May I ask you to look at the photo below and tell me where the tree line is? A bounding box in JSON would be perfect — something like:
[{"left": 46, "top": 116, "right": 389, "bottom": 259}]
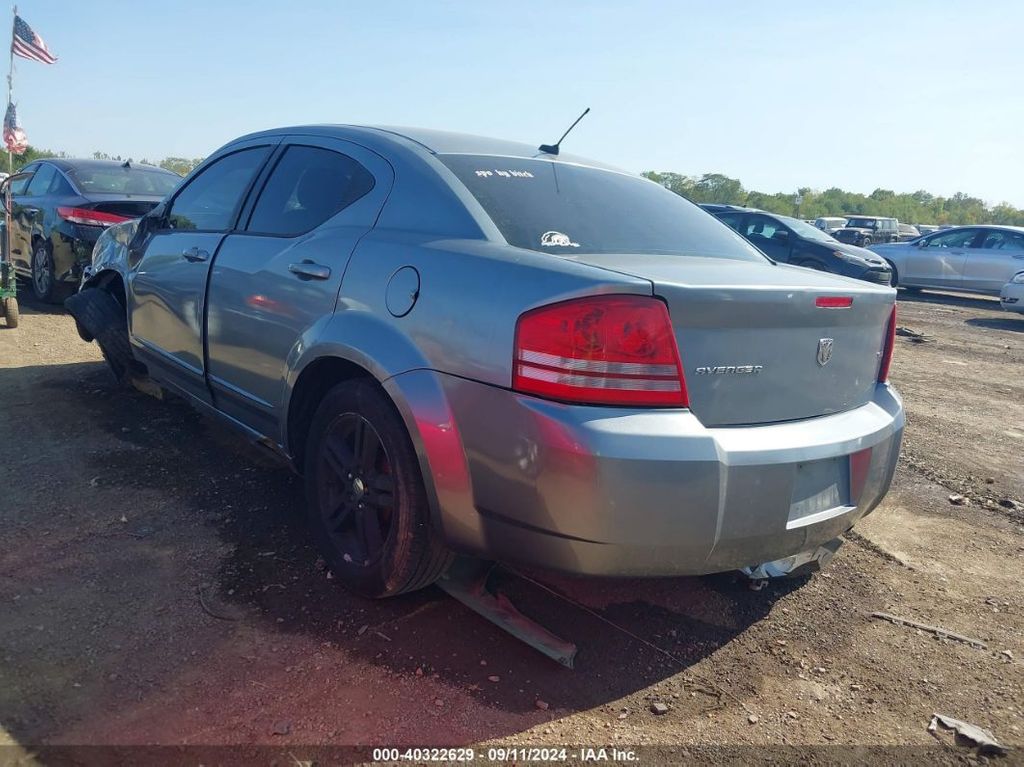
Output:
[
  {"left": 8, "top": 146, "right": 204, "bottom": 177},
  {"left": 643, "top": 171, "right": 1024, "bottom": 227}
]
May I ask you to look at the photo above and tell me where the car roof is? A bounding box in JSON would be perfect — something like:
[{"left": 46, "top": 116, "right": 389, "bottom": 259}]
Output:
[
  {"left": 233, "top": 124, "right": 626, "bottom": 172},
  {"left": 36, "top": 158, "right": 174, "bottom": 174}
]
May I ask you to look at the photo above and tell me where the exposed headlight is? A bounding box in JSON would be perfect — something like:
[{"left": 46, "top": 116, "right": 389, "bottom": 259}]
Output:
[
  {"left": 1012, "top": 271, "right": 1024, "bottom": 284},
  {"left": 833, "top": 250, "right": 867, "bottom": 264}
]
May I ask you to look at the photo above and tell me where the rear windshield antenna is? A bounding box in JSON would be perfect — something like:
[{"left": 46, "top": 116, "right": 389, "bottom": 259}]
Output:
[{"left": 539, "top": 107, "right": 590, "bottom": 156}]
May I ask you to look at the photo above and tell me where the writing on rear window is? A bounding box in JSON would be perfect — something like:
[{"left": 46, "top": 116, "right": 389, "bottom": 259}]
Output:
[{"left": 474, "top": 169, "right": 535, "bottom": 179}]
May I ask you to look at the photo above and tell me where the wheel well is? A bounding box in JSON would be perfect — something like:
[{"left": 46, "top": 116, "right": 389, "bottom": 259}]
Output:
[
  {"left": 287, "top": 357, "right": 375, "bottom": 469},
  {"left": 884, "top": 259, "right": 898, "bottom": 286},
  {"left": 93, "top": 271, "right": 127, "bottom": 309}
]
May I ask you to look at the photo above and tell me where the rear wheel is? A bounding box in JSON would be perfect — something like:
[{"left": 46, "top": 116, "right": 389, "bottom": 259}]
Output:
[
  {"left": 2, "top": 296, "right": 18, "bottom": 328},
  {"left": 31, "top": 242, "right": 73, "bottom": 304},
  {"left": 304, "top": 380, "right": 452, "bottom": 598}
]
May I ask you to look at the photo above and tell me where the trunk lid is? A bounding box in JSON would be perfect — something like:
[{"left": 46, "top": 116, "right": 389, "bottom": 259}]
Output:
[{"left": 567, "top": 254, "right": 895, "bottom": 427}]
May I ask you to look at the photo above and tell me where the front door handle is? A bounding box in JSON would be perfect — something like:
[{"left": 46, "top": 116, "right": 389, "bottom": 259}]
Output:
[
  {"left": 181, "top": 246, "right": 209, "bottom": 262},
  {"left": 288, "top": 261, "right": 331, "bottom": 280}
]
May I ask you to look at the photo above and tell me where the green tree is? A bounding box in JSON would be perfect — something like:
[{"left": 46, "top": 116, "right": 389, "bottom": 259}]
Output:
[{"left": 158, "top": 156, "right": 203, "bottom": 176}]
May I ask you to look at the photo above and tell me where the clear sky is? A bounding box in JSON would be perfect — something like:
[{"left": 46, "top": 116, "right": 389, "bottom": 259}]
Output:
[{"left": 11, "top": 1, "right": 1024, "bottom": 205}]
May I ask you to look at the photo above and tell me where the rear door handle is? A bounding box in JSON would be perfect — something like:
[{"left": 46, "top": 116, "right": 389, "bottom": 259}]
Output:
[
  {"left": 288, "top": 261, "right": 331, "bottom": 280},
  {"left": 181, "top": 246, "right": 209, "bottom": 262}
]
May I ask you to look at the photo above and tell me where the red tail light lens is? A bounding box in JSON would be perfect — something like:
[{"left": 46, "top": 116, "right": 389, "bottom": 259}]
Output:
[
  {"left": 57, "top": 207, "right": 133, "bottom": 227},
  {"left": 816, "top": 296, "right": 854, "bottom": 308},
  {"left": 878, "top": 304, "right": 896, "bottom": 382},
  {"left": 513, "top": 295, "right": 688, "bottom": 407}
]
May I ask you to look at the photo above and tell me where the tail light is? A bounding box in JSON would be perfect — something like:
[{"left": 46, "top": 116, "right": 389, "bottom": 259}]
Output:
[
  {"left": 513, "top": 295, "right": 688, "bottom": 407},
  {"left": 878, "top": 304, "right": 896, "bottom": 382},
  {"left": 57, "top": 207, "right": 133, "bottom": 227}
]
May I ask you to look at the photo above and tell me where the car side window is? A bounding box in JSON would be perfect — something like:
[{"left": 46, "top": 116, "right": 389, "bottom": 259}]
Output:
[
  {"left": 246, "top": 146, "right": 375, "bottom": 236},
  {"left": 47, "top": 171, "right": 74, "bottom": 196},
  {"left": 979, "top": 230, "right": 1024, "bottom": 251},
  {"left": 9, "top": 164, "right": 35, "bottom": 195},
  {"left": 744, "top": 215, "right": 784, "bottom": 241},
  {"left": 924, "top": 229, "right": 977, "bottom": 249},
  {"left": 167, "top": 147, "right": 270, "bottom": 232},
  {"left": 25, "top": 164, "right": 57, "bottom": 197}
]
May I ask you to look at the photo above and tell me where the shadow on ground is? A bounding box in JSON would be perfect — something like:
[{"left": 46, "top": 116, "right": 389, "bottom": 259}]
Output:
[
  {"left": 896, "top": 289, "right": 1000, "bottom": 312},
  {"left": 0, "top": 358, "right": 802, "bottom": 745}
]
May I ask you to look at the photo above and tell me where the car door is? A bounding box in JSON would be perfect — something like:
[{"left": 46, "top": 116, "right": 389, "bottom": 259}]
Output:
[
  {"left": 903, "top": 228, "right": 980, "bottom": 288},
  {"left": 204, "top": 137, "right": 393, "bottom": 441},
  {"left": 8, "top": 162, "right": 49, "bottom": 273},
  {"left": 961, "top": 228, "right": 1024, "bottom": 294},
  {"left": 741, "top": 214, "right": 793, "bottom": 263},
  {"left": 128, "top": 141, "right": 275, "bottom": 403}
]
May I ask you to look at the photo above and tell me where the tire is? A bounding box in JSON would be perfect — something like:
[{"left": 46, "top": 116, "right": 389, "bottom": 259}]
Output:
[
  {"left": 31, "top": 242, "right": 73, "bottom": 304},
  {"left": 860, "top": 237, "right": 872, "bottom": 247},
  {"left": 304, "top": 379, "right": 453, "bottom": 598},
  {"left": 64, "top": 287, "right": 143, "bottom": 383},
  {"left": 2, "top": 296, "right": 18, "bottom": 328}
]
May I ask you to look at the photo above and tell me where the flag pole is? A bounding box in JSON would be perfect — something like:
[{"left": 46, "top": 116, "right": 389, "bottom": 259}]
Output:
[{"left": 6, "top": 5, "right": 15, "bottom": 172}]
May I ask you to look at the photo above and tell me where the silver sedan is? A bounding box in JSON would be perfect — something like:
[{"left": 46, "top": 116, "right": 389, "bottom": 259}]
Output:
[
  {"left": 870, "top": 225, "right": 1024, "bottom": 295},
  {"left": 66, "top": 125, "right": 903, "bottom": 598}
]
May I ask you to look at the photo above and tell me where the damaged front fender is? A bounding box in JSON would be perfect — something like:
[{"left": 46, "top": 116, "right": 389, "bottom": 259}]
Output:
[{"left": 81, "top": 218, "right": 140, "bottom": 290}]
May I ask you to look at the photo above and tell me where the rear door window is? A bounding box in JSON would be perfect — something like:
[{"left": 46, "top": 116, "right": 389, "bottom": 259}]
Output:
[
  {"left": 439, "top": 154, "right": 765, "bottom": 261},
  {"left": 246, "top": 145, "right": 375, "bottom": 236},
  {"left": 25, "top": 164, "right": 57, "bottom": 197},
  {"left": 979, "top": 229, "right": 1024, "bottom": 251}
]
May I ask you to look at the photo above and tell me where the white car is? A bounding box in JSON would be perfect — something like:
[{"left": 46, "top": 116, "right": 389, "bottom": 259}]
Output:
[{"left": 1001, "top": 271, "right": 1024, "bottom": 314}]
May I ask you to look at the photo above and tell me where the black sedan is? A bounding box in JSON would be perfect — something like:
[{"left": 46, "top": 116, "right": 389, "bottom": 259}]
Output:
[
  {"left": 701, "top": 205, "right": 892, "bottom": 285},
  {"left": 8, "top": 159, "right": 180, "bottom": 302}
]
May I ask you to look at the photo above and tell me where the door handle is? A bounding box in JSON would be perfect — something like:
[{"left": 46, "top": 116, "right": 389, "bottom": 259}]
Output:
[
  {"left": 1013, "top": 254, "right": 1024, "bottom": 260},
  {"left": 181, "top": 246, "right": 209, "bottom": 262},
  {"left": 288, "top": 261, "right": 331, "bottom": 280}
]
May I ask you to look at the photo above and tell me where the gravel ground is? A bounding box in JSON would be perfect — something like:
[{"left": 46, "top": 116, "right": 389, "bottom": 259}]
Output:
[{"left": 0, "top": 288, "right": 1021, "bottom": 763}]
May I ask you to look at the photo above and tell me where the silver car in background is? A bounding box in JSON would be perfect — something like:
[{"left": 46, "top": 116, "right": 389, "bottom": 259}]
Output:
[
  {"left": 871, "top": 225, "right": 1024, "bottom": 295},
  {"left": 67, "top": 125, "right": 903, "bottom": 598}
]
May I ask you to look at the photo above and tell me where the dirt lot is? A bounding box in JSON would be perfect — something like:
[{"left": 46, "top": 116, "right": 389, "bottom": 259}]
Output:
[{"left": 1, "top": 288, "right": 1022, "bottom": 762}]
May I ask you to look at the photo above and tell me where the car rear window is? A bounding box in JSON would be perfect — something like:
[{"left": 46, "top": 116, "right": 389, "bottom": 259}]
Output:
[
  {"left": 439, "top": 154, "right": 765, "bottom": 261},
  {"left": 65, "top": 166, "right": 180, "bottom": 196}
]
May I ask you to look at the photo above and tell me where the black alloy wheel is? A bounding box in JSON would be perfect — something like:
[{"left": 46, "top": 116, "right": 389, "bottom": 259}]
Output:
[{"left": 316, "top": 413, "right": 396, "bottom": 567}]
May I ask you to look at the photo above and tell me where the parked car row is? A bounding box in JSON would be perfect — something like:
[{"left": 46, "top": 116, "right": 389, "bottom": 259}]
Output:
[{"left": 57, "top": 124, "right": 904, "bottom": 599}]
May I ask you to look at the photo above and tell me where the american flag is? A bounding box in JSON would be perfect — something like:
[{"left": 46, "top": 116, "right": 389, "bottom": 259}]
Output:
[
  {"left": 3, "top": 102, "right": 28, "bottom": 154},
  {"left": 12, "top": 15, "right": 56, "bottom": 64}
]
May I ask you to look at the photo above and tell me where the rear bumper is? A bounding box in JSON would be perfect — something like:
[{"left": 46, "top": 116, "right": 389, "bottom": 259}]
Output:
[{"left": 387, "top": 371, "right": 904, "bottom": 577}]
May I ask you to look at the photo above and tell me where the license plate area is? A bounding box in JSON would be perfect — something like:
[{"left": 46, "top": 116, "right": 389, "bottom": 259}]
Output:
[{"left": 788, "top": 456, "right": 852, "bottom": 529}]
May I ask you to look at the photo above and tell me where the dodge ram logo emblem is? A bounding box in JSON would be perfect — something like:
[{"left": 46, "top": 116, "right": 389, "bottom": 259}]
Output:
[{"left": 817, "top": 338, "right": 834, "bottom": 367}]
